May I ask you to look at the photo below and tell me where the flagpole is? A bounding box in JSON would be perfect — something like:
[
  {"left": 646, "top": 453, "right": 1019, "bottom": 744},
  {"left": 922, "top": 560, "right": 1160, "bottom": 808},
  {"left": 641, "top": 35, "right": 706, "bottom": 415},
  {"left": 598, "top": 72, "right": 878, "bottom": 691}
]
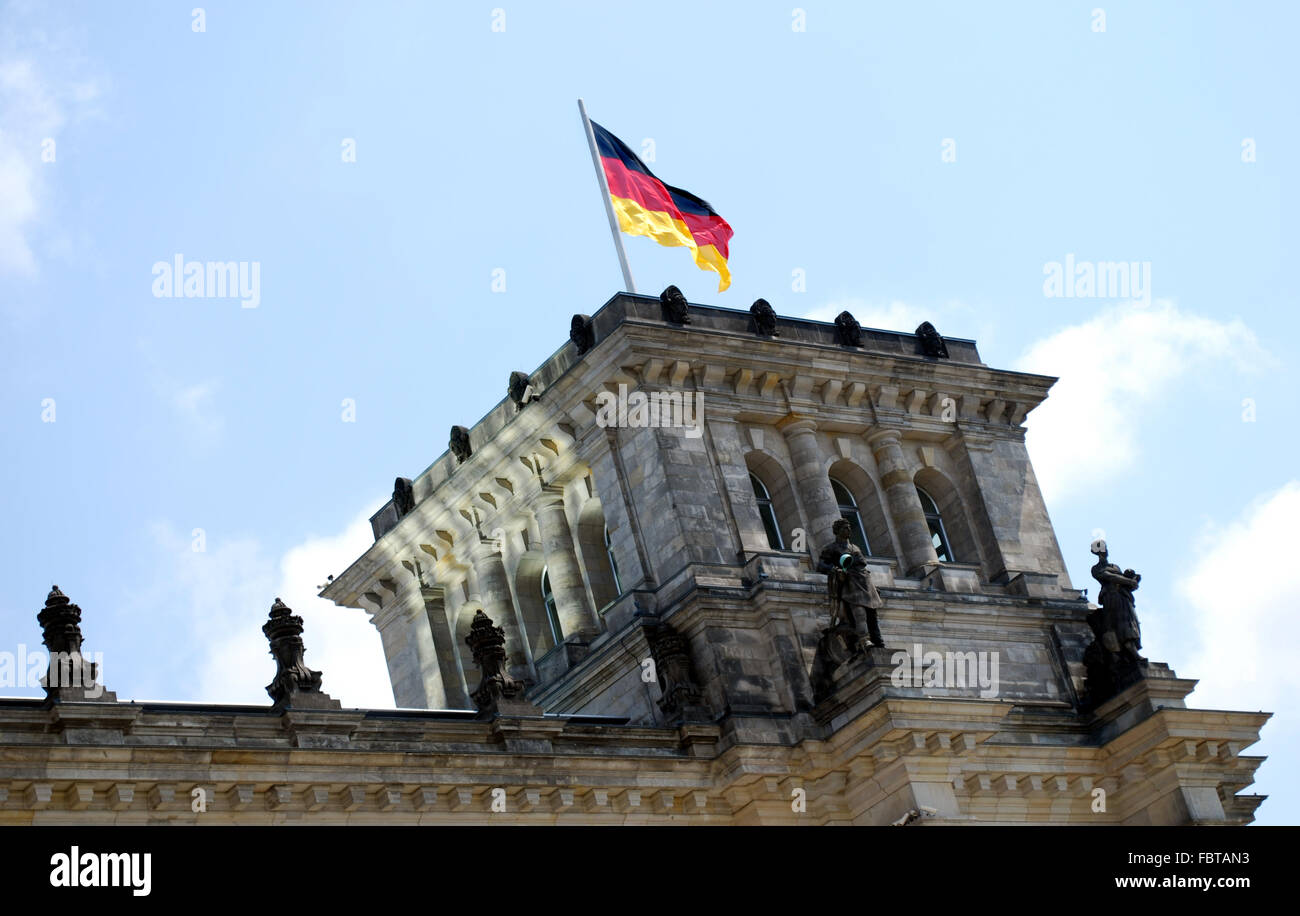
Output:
[{"left": 577, "top": 98, "right": 637, "bottom": 294}]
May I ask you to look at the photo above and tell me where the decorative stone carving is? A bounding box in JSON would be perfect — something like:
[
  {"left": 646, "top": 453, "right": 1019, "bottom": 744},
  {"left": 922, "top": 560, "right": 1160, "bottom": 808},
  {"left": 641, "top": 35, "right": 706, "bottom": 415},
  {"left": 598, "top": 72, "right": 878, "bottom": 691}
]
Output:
[
  {"left": 262, "top": 598, "right": 340, "bottom": 710},
  {"left": 449, "top": 425, "right": 472, "bottom": 464},
  {"left": 915, "top": 321, "right": 949, "bottom": 359},
  {"left": 833, "top": 310, "right": 863, "bottom": 347},
  {"left": 392, "top": 477, "right": 415, "bottom": 518},
  {"left": 465, "top": 610, "right": 540, "bottom": 717},
  {"left": 1083, "top": 540, "right": 1147, "bottom": 706},
  {"left": 641, "top": 617, "right": 710, "bottom": 724},
  {"left": 659, "top": 285, "right": 690, "bottom": 325},
  {"left": 570, "top": 314, "right": 595, "bottom": 355},
  {"left": 37, "top": 586, "right": 114, "bottom": 702},
  {"left": 809, "top": 521, "right": 887, "bottom": 703},
  {"left": 508, "top": 371, "right": 540, "bottom": 410},
  {"left": 750, "top": 298, "right": 778, "bottom": 337},
  {"left": 819, "top": 520, "right": 885, "bottom": 645}
]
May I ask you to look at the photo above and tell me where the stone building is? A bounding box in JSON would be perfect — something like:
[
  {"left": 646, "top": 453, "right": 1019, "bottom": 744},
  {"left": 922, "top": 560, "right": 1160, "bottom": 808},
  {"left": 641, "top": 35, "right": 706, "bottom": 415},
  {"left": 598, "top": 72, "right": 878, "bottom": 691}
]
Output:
[{"left": 0, "top": 292, "right": 1269, "bottom": 824}]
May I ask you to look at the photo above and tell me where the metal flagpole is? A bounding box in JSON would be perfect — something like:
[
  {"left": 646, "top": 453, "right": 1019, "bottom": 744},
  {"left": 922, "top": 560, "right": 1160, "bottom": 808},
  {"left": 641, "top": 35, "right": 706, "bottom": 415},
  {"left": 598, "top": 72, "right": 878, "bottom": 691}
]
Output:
[{"left": 577, "top": 98, "right": 637, "bottom": 294}]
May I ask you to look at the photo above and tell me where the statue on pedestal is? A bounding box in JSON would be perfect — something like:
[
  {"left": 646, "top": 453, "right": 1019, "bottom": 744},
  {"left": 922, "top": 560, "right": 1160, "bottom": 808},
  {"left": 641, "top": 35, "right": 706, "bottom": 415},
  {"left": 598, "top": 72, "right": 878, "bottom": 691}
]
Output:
[
  {"left": 1083, "top": 539, "right": 1147, "bottom": 704},
  {"left": 809, "top": 520, "right": 887, "bottom": 703},
  {"left": 818, "top": 519, "right": 885, "bottom": 648}
]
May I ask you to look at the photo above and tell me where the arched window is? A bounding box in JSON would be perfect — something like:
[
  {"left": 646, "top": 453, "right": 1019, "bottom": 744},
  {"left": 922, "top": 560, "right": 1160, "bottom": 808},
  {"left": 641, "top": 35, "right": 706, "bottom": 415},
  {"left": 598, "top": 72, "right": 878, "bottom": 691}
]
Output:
[
  {"left": 830, "top": 477, "right": 870, "bottom": 555},
  {"left": 604, "top": 525, "right": 622, "bottom": 595},
  {"left": 751, "top": 473, "right": 784, "bottom": 550},
  {"left": 540, "top": 567, "right": 562, "bottom": 647},
  {"left": 916, "top": 487, "right": 953, "bottom": 562}
]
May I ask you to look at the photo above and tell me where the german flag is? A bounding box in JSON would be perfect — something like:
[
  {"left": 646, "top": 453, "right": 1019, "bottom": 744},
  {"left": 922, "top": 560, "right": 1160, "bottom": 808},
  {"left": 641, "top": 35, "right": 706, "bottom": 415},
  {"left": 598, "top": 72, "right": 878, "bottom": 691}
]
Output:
[{"left": 591, "top": 121, "right": 734, "bottom": 292}]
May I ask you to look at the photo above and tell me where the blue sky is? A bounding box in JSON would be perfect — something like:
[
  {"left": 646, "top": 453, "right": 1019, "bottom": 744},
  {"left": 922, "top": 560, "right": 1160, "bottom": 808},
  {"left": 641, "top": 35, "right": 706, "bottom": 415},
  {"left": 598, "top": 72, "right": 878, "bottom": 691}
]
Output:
[{"left": 1, "top": 1, "right": 1295, "bottom": 824}]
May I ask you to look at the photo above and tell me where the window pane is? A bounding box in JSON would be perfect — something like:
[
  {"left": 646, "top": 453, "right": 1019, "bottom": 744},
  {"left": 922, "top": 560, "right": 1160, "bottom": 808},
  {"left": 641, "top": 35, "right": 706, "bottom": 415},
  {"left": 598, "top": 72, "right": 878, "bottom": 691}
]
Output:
[
  {"left": 830, "top": 478, "right": 856, "bottom": 508},
  {"left": 760, "top": 504, "right": 784, "bottom": 550},
  {"left": 841, "top": 509, "right": 870, "bottom": 556},
  {"left": 929, "top": 522, "right": 951, "bottom": 562}
]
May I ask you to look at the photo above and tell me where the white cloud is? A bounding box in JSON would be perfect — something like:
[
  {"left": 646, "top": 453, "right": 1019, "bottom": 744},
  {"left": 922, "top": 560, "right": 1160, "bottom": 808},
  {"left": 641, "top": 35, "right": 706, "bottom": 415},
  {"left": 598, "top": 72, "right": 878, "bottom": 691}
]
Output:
[
  {"left": 137, "top": 507, "right": 394, "bottom": 709},
  {"left": 0, "top": 8, "right": 103, "bottom": 275},
  {"left": 1178, "top": 481, "right": 1300, "bottom": 712},
  {"left": 1174, "top": 482, "right": 1296, "bottom": 825},
  {"left": 191, "top": 508, "right": 393, "bottom": 709},
  {"left": 1014, "top": 300, "right": 1269, "bottom": 505},
  {"left": 263, "top": 510, "right": 394, "bottom": 709},
  {"left": 0, "top": 60, "right": 57, "bottom": 273}
]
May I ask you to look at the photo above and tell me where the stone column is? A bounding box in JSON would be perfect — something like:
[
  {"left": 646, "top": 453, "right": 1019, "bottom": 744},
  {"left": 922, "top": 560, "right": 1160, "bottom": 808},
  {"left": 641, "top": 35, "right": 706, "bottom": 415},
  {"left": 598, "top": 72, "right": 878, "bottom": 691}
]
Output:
[
  {"left": 702, "top": 417, "right": 767, "bottom": 554},
  {"left": 534, "top": 486, "right": 600, "bottom": 639},
  {"left": 867, "top": 428, "right": 938, "bottom": 575},
  {"left": 469, "top": 539, "right": 531, "bottom": 678},
  {"left": 420, "top": 586, "right": 472, "bottom": 709},
  {"left": 362, "top": 593, "right": 434, "bottom": 709},
  {"left": 778, "top": 417, "right": 841, "bottom": 548}
]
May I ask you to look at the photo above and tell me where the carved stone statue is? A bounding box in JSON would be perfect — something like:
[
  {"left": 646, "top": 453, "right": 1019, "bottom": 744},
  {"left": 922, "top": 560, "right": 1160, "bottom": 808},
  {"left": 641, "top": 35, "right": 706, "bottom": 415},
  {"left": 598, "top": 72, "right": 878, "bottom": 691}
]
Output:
[
  {"left": 1083, "top": 539, "right": 1147, "bottom": 704},
  {"left": 750, "top": 298, "right": 778, "bottom": 337},
  {"left": 660, "top": 285, "right": 690, "bottom": 324},
  {"left": 915, "top": 321, "right": 949, "bottom": 359},
  {"left": 641, "top": 617, "right": 710, "bottom": 724},
  {"left": 570, "top": 314, "right": 595, "bottom": 354},
  {"left": 508, "top": 370, "right": 540, "bottom": 410},
  {"left": 392, "top": 477, "right": 415, "bottom": 518},
  {"left": 818, "top": 519, "right": 884, "bottom": 647},
  {"left": 808, "top": 520, "right": 887, "bottom": 703},
  {"left": 262, "top": 598, "right": 340, "bottom": 710},
  {"left": 449, "top": 425, "right": 472, "bottom": 464},
  {"left": 833, "top": 310, "right": 863, "bottom": 347}
]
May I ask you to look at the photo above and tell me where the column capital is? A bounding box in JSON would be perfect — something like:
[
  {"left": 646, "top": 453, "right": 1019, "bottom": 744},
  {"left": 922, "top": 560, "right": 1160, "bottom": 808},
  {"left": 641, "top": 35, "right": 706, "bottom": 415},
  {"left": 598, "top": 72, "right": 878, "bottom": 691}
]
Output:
[
  {"left": 469, "top": 537, "right": 505, "bottom": 563},
  {"left": 866, "top": 427, "right": 904, "bottom": 450},
  {"left": 534, "top": 484, "right": 568, "bottom": 511},
  {"left": 776, "top": 414, "right": 818, "bottom": 436}
]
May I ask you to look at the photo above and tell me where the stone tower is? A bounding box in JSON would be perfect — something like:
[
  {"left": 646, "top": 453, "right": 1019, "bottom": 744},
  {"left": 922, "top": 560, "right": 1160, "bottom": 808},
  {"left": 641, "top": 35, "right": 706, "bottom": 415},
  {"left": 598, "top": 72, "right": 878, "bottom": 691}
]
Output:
[{"left": 316, "top": 291, "right": 1268, "bottom": 825}]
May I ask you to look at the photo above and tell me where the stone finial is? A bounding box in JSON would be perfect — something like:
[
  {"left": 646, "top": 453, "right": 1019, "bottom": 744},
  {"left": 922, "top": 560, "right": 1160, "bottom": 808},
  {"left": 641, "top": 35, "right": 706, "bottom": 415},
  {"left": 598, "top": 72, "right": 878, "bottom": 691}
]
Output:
[
  {"left": 508, "top": 371, "right": 540, "bottom": 411},
  {"left": 465, "top": 610, "right": 539, "bottom": 717},
  {"left": 449, "top": 425, "right": 472, "bottom": 464},
  {"left": 659, "top": 285, "right": 690, "bottom": 325},
  {"left": 915, "top": 321, "right": 949, "bottom": 359},
  {"left": 37, "top": 586, "right": 115, "bottom": 702},
  {"left": 833, "top": 310, "right": 863, "bottom": 347},
  {"left": 38, "top": 586, "right": 82, "bottom": 656},
  {"left": 641, "top": 618, "right": 710, "bottom": 724},
  {"left": 262, "top": 598, "right": 341, "bottom": 710},
  {"left": 570, "top": 314, "right": 595, "bottom": 355},
  {"left": 750, "top": 298, "right": 778, "bottom": 337},
  {"left": 393, "top": 477, "right": 415, "bottom": 518}
]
